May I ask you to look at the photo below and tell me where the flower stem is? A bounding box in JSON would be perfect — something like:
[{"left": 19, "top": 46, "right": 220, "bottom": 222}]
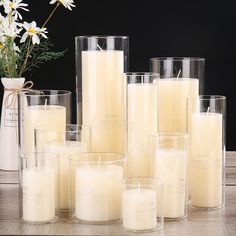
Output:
[
  {"left": 42, "top": 3, "right": 60, "bottom": 28},
  {"left": 18, "top": 3, "right": 60, "bottom": 77}
]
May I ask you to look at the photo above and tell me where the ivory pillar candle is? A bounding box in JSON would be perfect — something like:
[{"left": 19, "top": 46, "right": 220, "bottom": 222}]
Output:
[
  {"left": 157, "top": 79, "right": 199, "bottom": 133},
  {"left": 75, "top": 164, "right": 123, "bottom": 222},
  {"left": 22, "top": 168, "right": 56, "bottom": 222},
  {"left": 82, "top": 50, "right": 124, "bottom": 153},
  {"left": 127, "top": 83, "right": 157, "bottom": 177},
  {"left": 190, "top": 113, "right": 223, "bottom": 208},
  {"left": 155, "top": 149, "right": 187, "bottom": 218},
  {"left": 122, "top": 188, "right": 157, "bottom": 231},
  {"left": 23, "top": 105, "right": 66, "bottom": 152},
  {"left": 44, "top": 141, "right": 87, "bottom": 210}
]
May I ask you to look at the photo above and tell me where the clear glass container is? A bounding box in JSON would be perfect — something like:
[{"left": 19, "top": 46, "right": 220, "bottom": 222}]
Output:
[
  {"left": 19, "top": 152, "right": 59, "bottom": 223},
  {"left": 122, "top": 177, "right": 164, "bottom": 232},
  {"left": 75, "top": 36, "right": 129, "bottom": 153},
  {"left": 149, "top": 133, "right": 188, "bottom": 220},
  {"left": 150, "top": 57, "right": 205, "bottom": 133},
  {"left": 187, "top": 95, "right": 226, "bottom": 209},
  {"left": 35, "top": 124, "right": 91, "bottom": 213},
  {"left": 18, "top": 90, "right": 71, "bottom": 154},
  {"left": 69, "top": 152, "right": 123, "bottom": 224},
  {"left": 124, "top": 72, "right": 159, "bottom": 177}
]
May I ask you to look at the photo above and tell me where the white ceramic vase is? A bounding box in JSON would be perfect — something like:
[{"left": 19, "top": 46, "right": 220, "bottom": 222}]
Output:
[{"left": 0, "top": 77, "right": 25, "bottom": 170}]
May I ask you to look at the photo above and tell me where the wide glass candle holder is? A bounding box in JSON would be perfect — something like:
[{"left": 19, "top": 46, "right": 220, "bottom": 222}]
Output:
[
  {"left": 187, "top": 95, "right": 226, "bottom": 209},
  {"left": 18, "top": 90, "right": 71, "bottom": 154},
  {"left": 75, "top": 36, "right": 129, "bottom": 153},
  {"left": 69, "top": 152, "right": 123, "bottom": 224},
  {"left": 19, "top": 152, "right": 59, "bottom": 223},
  {"left": 35, "top": 124, "right": 91, "bottom": 213},
  {"left": 122, "top": 178, "right": 164, "bottom": 232},
  {"left": 149, "top": 133, "right": 188, "bottom": 220},
  {"left": 124, "top": 72, "right": 159, "bottom": 177},
  {"left": 150, "top": 57, "right": 205, "bottom": 133}
]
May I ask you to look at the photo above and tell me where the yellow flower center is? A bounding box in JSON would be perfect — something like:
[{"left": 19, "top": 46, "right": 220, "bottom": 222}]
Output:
[
  {"left": 27, "top": 28, "right": 37, "bottom": 34},
  {"left": 9, "top": 2, "right": 14, "bottom": 8},
  {"left": 0, "top": 42, "right": 4, "bottom": 49}
]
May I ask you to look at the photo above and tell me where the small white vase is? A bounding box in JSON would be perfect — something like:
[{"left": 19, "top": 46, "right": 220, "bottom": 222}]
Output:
[{"left": 0, "top": 77, "right": 25, "bottom": 171}]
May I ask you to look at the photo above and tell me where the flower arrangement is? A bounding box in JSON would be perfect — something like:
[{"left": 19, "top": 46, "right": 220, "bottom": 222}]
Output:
[{"left": 0, "top": 0, "right": 76, "bottom": 78}]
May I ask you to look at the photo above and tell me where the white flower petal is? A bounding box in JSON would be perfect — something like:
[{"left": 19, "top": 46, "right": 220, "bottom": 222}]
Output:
[{"left": 20, "top": 32, "right": 28, "bottom": 43}]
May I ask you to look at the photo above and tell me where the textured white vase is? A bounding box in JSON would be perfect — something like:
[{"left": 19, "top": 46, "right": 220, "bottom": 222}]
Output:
[{"left": 0, "top": 77, "right": 25, "bottom": 170}]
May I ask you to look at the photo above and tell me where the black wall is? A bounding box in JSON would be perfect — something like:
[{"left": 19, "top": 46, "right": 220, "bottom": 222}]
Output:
[{"left": 1, "top": 0, "right": 236, "bottom": 150}]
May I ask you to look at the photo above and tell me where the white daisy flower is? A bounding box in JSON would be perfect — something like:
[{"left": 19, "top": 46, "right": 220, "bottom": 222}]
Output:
[
  {"left": 50, "top": 0, "right": 75, "bottom": 11},
  {"left": 3, "top": 0, "right": 29, "bottom": 20},
  {"left": 0, "top": 16, "right": 22, "bottom": 38},
  {"left": 20, "top": 21, "right": 48, "bottom": 45}
]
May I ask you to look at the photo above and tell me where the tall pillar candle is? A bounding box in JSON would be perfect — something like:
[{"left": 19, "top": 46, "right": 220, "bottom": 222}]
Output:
[
  {"left": 125, "top": 73, "right": 158, "bottom": 177},
  {"left": 76, "top": 36, "right": 129, "bottom": 153},
  {"left": 190, "top": 113, "right": 223, "bottom": 208}
]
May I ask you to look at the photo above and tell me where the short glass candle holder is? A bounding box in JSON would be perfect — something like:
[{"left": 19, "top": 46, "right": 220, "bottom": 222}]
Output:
[
  {"left": 18, "top": 90, "right": 71, "bottom": 154},
  {"left": 69, "top": 152, "right": 124, "bottom": 224},
  {"left": 187, "top": 95, "right": 226, "bottom": 209},
  {"left": 149, "top": 132, "right": 188, "bottom": 220},
  {"left": 35, "top": 124, "right": 91, "bottom": 213},
  {"left": 19, "top": 152, "right": 59, "bottom": 224},
  {"left": 122, "top": 178, "right": 164, "bottom": 232}
]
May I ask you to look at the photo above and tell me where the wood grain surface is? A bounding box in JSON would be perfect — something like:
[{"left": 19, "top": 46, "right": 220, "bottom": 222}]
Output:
[{"left": 0, "top": 152, "right": 235, "bottom": 236}]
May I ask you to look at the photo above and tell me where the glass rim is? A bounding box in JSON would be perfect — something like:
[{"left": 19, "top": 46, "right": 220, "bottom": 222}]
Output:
[
  {"left": 20, "top": 152, "right": 59, "bottom": 160},
  {"left": 23, "top": 90, "right": 72, "bottom": 97},
  {"left": 69, "top": 152, "right": 124, "bottom": 164},
  {"left": 35, "top": 124, "right": 90, "bottom": 133},
  {"left": 124, "top": 72, "right": 160, "bottom": 77},
  {"left": 123, "top": 177, "right": 163, "bottom": 187},
  {"left": 150, "top": 57, "right": 205, "bottom": 61},
  {"left": 187, "top": 95, "right": 226, "bottom": 101},
  {"left": 76, "top": 35, "right": 129, "bottom": 40}
]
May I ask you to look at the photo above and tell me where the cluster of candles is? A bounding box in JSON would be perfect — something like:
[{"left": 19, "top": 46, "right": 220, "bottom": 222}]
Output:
[{"left": 18, "top": 36, "right": 225, "bottom": 232}]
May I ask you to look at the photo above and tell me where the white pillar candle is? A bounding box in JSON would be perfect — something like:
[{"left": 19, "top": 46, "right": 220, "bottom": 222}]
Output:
[
  {"left": 44, "top": 141, "right": 87, "bottom": 210},
  {"left": 22, "top": 168, "right": 56, "bottom": 222},
  {"left": 158, "top": 79, "right": 199, "bottom": 133},
  {"left": 190, "top": 113, "right": 223, "bottom": 208},
  {"left": 127, "top": 84, "right": 157, "bottom": 177},
  {"left": 155, "top": 149, "right": 187, "bottom": 218},
  {"left": 122, "top": 189, "right": 157, "bottom": 231},
  {"left": 82, "top": 50, "right": 124, "bottom": 153},
  {"left": 75, "top": 164, "right": 123, "bottom": 222},
  {"left": 24, "top": 105, "right": 66, "bottom": 152}
]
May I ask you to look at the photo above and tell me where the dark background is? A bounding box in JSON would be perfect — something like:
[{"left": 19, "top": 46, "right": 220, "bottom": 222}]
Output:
[{"left": 0, "top": 0, "right": 236, "bottom": 150}]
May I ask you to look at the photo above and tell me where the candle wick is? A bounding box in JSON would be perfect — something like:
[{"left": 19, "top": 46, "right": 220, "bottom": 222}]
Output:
[
  {"left": 207, "top": 107, "right": 210, "bottom": 114},
  {"left": 176, "top": 69, "right": 182, "bottom": 80},
  {"left": 97, "top": 44, "right": 103, "bottom": 51},
  {"left": 44, "top": 99, "right": 47, "bottom": 110}
]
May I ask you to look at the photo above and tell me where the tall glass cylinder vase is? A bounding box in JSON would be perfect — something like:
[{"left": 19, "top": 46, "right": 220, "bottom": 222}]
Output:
[
  {"left": 75, "top": 36, "right": 129, "bottom": 153},
  {"left": 150, "top": 57, "right": 205, "bottom": 133},
  {"left": 187, "top": 95, "right": 226, "bottom": 209},
  {"left": 124, "top": 73, "right": 159, "bottom": 177},
  {"left": 18, "top": 90, "right": 71, "bottom": 154}
]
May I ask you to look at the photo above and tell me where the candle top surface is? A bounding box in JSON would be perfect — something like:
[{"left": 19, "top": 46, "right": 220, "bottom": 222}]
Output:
[{"left": 26, "top": 105, "right": 66, "bottom": 111}]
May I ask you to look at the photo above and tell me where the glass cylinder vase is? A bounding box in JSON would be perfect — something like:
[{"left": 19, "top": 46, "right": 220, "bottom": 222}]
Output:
[
  {"left": 19, "top": 152, "right": 59, "bottom": 223},
  {"left": 150, "top": 57, "right": 205, "bottom": 133},
  {"left": 124, "top": 72, "right": 159, "bottom": 177},
  {"left": 69, "top": 152, "right": 124, "bottom": 224},
  {"left": 187, "top": 95, "right": 226, "bottom": 209},
  {"left": 75, "top": 36, "right": 129, "bottom": 153},
  {"left": 122, "top": 177, "right": 164, "bottom": 232},
  {"left": 35, "top": 124, "right": 91, "bottom": 213},
  {"left": 149, "top": 132, "right": 188, "bottom": 220},
  {"left": 18, "top": 90, "right": 71, "bottom": 154}
]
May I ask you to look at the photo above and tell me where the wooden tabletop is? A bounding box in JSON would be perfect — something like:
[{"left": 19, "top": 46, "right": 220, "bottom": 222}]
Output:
[{"left": 0, "top": 152, "right": 236, "bottom": 236}]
